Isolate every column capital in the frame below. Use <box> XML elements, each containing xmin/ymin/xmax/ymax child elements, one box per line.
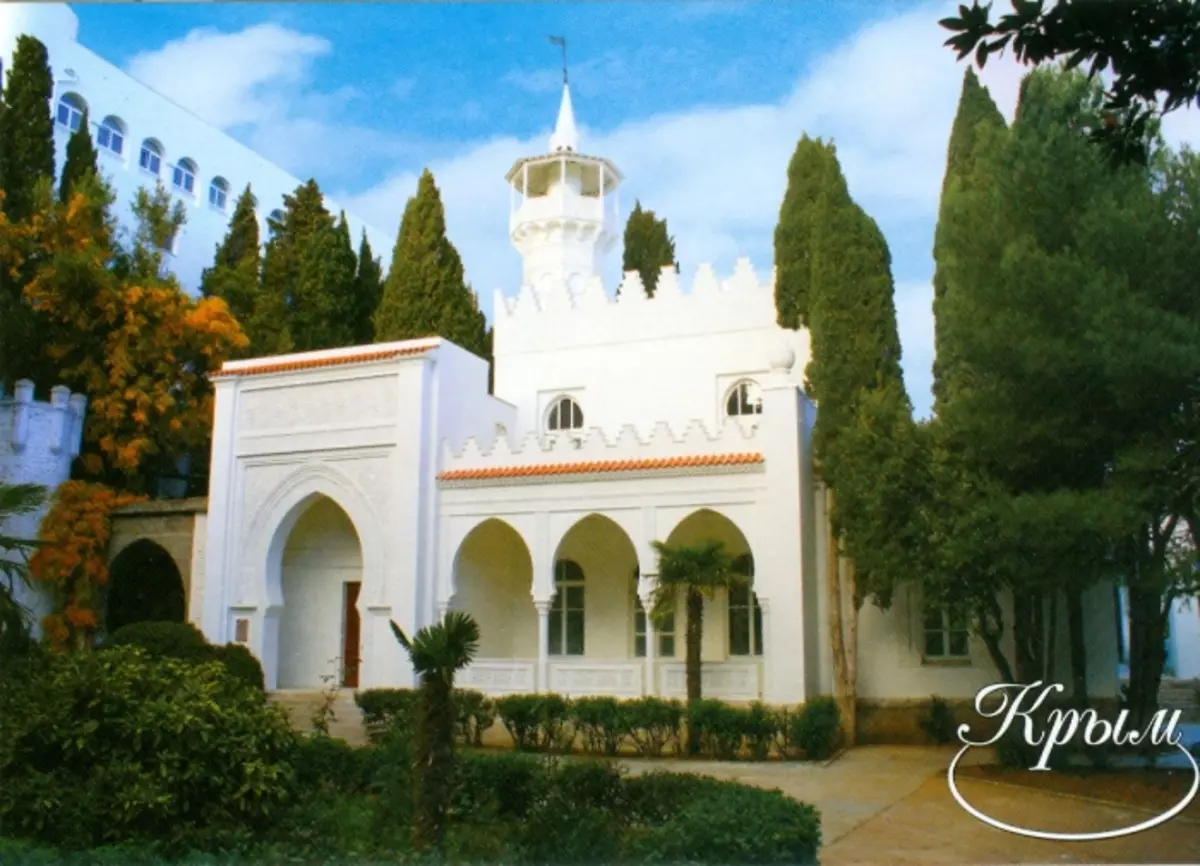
<box><xmin>533</xmin><ymin>597</ymin><xmax>553</xmax><ymax>614</ymax></box>
<box><xmin>637</xmin><ymin>572</ymin><xmax>659</xmax><ymax>605</ymax></box>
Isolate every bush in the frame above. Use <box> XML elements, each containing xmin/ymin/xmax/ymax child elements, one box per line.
<box><xmin>920</xmin><ymin>695</ymin><xmax>957</xmax><ymax>745</ymax></box>
<box><xmin>293</xmin><ymin>734</ymin><xmax>372</xmax><ymax>794</ymax></box>
<box><xmin>512</xmin><ymin>760</ymin><xmax>627</xmax><ymax>865</ymax></box>
<box><xmin>451</xmin><ymin>750</ymin><xmax>549</xmax><ymax>821</ymax></box>
<box><xmin>630</xmin><ymin>777</ymin><xmax>822</xmax><ymax>864</ymax></box>
<box><xmin>745</xmin><ymin>701</ymin><xmax>783</xmax><ymax>760</ymax></box>
<box><xmin>790</xmin><ymin>695</ymin><xmax>841</xmax><ymax>760</ymax></box>
<box><xmin>625</xmin><ymin>696</ymin><xmax>684</xmax><ymax>757</ymax></box>
<box><xmin>212</xmin><ymin>642</ymin><xmax>266</xmax><ymax>693</ymax></box>
<box><xmin>104</xmin><ymin>620</ymin><xmax>210</xmax><ymax>661</ymax></box>
<box><xmin>687</xmin><ymin>699</ymin><xmax>747</xmax><ymax>759</ymax></box>
<box><xmin>355</xmin><ymin>687</ymin><xmax>419</xmax><ymax>742</ymax></box>
<box><xmin>570</xmin><ymin>696</ymin><xmax>632</xmax><ymax>756</ymax></box>
<box><xmin>495</xmin><ymin>693</ymin><xmax>572</xmax><ymax>751</ymax></box>
<box><xmin>454</xmin><ymin>688</ymin><xmax>496</xmax><ymax>746</ymax></box>
<box><xmin>0</xmin><ymin>646</ymin><xmax>298</xmax><ymax>850</ymax></box>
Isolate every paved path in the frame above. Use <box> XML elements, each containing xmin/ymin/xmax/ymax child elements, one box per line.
<box><xmin>622</xmin><ymin>746</ymin><xmax>1200</xmax><ymax>864</ymax></box>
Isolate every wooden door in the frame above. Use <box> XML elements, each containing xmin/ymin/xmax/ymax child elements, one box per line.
<box><xmin>342</xmin><ymin>581</ymin><xmax>362</xmax><ymax>688</ymax></box>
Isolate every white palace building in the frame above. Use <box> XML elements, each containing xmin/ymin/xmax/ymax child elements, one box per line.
<box><xmin>0</xmin><ymin>3</ymin><xmax>1123</xmax><ymax>715</ymax></box>
<box><xmin>195</xmin><ymin>86</ymin><xmax>1120</xmax><ymax>708</ymax></box>
<box><xmin>0</xmin><ymin>3</ymin><xmax>389</xmax><ymax>292</ymax></box>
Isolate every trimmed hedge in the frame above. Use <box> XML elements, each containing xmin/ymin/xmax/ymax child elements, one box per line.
<box><xmin>104</xmin><ymin>621</ymin><xmax>266</xmax><ymax>694</ymax></box>
<box><xmin>359</xmin><ymin>686</ymin><xmax>841</xmax><ymax>761</ymax></box>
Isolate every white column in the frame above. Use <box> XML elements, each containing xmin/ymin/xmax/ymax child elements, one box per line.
<box><xmin>536</xmin><ymin>599</ymin><xmax>551</xmax><ymax>693</ymax></box>
<box><xmin>522</xmin><ymin>162</ymin><xmax>529</xmax><ymax>198</ymax></box>
<box><xmin>757</xmin><ymin>596</ymin><xmax>771</xmax><ymax>702</ymax></box>
<box><xmin>638</xmin><ymin>573</ymin><xmax>659</xmax><ymax>697</ymax></box>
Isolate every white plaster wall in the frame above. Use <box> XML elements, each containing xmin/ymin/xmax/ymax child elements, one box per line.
<box><xmin>554</xmin><ymin>514</ymin><xmax>639</xmax><ymax>660</ymax></box>
<box><xmin>187</xmin><ymin>512</ymin><xmax>207</xmax><ymax>628</ymax></box>
<box><xmin>453</xmin><ymin>519</ymin><xmax>536</xmax><ymax>658</ymax></box>
<box><xmin>1170</xmin><ymin>594</ymin><xmax>1200</xmax><ymax>679</ymax></box>
<box><xmin>276</xmin><ymin>497</ymin><xmax>362</xmax><ymax>688</ymax></box>
<box><xmin>0</xmin><ymin>3</ymin><xmax>389</xmax><ymax>294</ymax></box>
<box><xmin>492</xmin><ymin>265</ymin><xmax>810</xmax><ymax>441</ymax></box>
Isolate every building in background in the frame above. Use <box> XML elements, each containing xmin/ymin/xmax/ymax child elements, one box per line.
<box><xmin>0</xmin><ymin>2</ymin><xmax>390</xmax><ymax>292</ymax></box>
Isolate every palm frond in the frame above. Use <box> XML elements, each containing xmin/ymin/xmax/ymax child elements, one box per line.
<box><xmin>651</xmin><ymin>539</ymin><xmax>738</xmax><ymax>596</ymax></box>
<box><xmin>0</xmin><ymin>483</ymin><xmax>45</xmax><ymax>521</ymax></box>
<box><xmin>390</xmin><ymin>611</ymin><xmax>481</xmax><ymax>676</ymax></box>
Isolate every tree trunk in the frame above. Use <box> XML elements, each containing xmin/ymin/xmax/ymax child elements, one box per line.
<box><xmin>975</xmin><ymin>595</ymin><xmax>1015</xmax><ymax>682</ymax></box>
<box><xmin>1126</xmin><ymin>584</ymin><xmax>1168</xmax><ymax>728</ymax></box>
<box><xmin>826</xmin><ymin>487</ymin><xmax>856</xmax><ymax>747</ymax></box>
<box><xmin>413</xmin><ymin>671</ymin><xmax>455</xmax><ymax>853</ymax></box>
<box><xmin>1012</xmin><ymin>590</ymin><xmax>1046</xmax><ymax>684</ymax></box>
<box><xmin>685</xmin><ymin>586</ymin><xmax>704</xmax><ymax>756</ymax></box>
<box><xmin>1067</xmin><ymin>587</ymin><xmax>1088</xmax><ymax>708</ymax></box>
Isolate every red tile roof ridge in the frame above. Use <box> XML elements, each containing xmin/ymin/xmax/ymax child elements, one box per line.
<box><xmin>438</xmin><ymin>452</ymin><xmax>763</xmax><ymax>481</ymax></box>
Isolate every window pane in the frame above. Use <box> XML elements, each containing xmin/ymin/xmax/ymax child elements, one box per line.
<box><xmin>729</xmin><ymin>609</ymin><xmax>750</xmax><ymax>656</ymax></box>
<box><xmin>948</xmin><ymin>607</ymin><xmax>969</xmax><ymax>632</ymax></box>
<box><xmin>566</xmin><ymin>585</ymin><xmax>584</xmax><ymax>609</ymax></box>
<box><xmin>566</xmin><ymin>610</ymin><xmax>584</xmax><ymax>655</ymax></box>
<box><xmin>185</xmin><ymin>175</ymin><xmax>194</xmax><ymax>193</ymax></box>
<box><xmin>660</xmin><ymin>611</ymin><xmax>675</xmax><ymax>636</ymax></box>
<box><xmin>726</xmin><ymin>391</ymin><xmax>739</xmax><ymax>416</ymax></box>
<box><xmin>729</xmin><ymin>583</ymin><xmax>749</xmax><ymax>607</ymax></box>
<box><xmin>753</xmin><ymin>600</ymin><xmax>764</xmax><ymax>656</ymax></box>
<box><xmin>634</xmin><ymin>634</ymin><xmax>646</xmax><ymax>658</ymax></box>
<box><xmin>112</xmin><ymin>134</ymin><xmax>123</xmax><ymax>154</ymax></box>
<box><xmin>57</xmin><ymin>103</ymin><xmax>69</xmax><ymax>125</ymax></box>
<box><xmin>634</xmin><ymin>606</ymin><xmax>646</xmax><ymax>635</ymax></box>
<box><xmin>922</xmin><ymin>605</ymin><xmax>943</xmax><ymax>631</ymax></box>
<box><xmin>98</xmin><ymin>127</ymin><xmax>109</xmax><ymax>147</ymax></box>
<box><xmin>548</xmin><ymin>609</ymin><xmax>563</xmax><ymax>655</ymax></box>
<box><xmin>924</xmin><ymin>630</ymin><xmax>944</xmax><ymax>658</ymax></box>
<box><xmin>659</xmin><ymin>634</ymin><xmax>675</xmax><ymax>658</ymax></box>
<box><xmin>571</xmin><ymin>401</ymin><xmax>583</xmax><ymax>428</ymax></box>
<box><xmin>948</xmin><ymin>630</ymin><xmax>970</xmax><ymax>657</ymax></box>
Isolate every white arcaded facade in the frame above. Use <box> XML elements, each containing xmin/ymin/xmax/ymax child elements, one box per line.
<box><xmin>0</xmin><ymin>3</ymin><xmax>389</xmax><ymax>293</ymax></box>
<box><xmin>195</xmin><ymin>86</ymin><xmax>1120</xmax><ymax>706</ymax></box>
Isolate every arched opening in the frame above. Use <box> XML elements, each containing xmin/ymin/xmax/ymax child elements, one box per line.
<box><xmin>551</xmin><ymin>513</ymin><xmax>638</xmax><ymax>660</ymax></box>
<box><xmin>173</xmin><ymin>157</ymin><xmax>197</xmax><ymax>194</ymax></box>
<box><xmin>209</xmin><ymin>177</ymin><xmax>230</xmax><ymax>211</ymax></box>
<box><xmin>139</xmin><ymin>138</ymin><xmax>163</xmax><ymax>176</ymax></box>
<box><xmin>56</xmin><ymin>92</ymin><xmax>86</xmax><ymax>131</ymax></box>
<box><xmin>451</xmin><ymin>518</ymin><xmax>534</xmax><ymax>659</ymax></box>
<box><xmin>664</xmin><ymin>508</ymin><xmax>758</xmax><ymax>660</ymax></box>
<box><xmin>725</xmin><ymin>379</ymin><xmax>763</xmax><ymax>417</ymax></box>
<box><xmin>546</xmin><ymin>396</ymin><xmax>584</xmax><ymax>433</ymax></box>
<box><xmin>105</xmin><ymin>539</ymin><xmax>185</xmax><ymax>634</ymax></box>
<box><xmin>275</xmin><ymin>495</ymin><xmax>364</xmax><ymax>689</ymax></box>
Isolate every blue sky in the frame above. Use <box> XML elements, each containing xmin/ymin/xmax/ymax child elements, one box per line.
<box><xmin>68</xmin><ymin>1</ymin><xmax>1200</xmax><ymax>417</ymax></box>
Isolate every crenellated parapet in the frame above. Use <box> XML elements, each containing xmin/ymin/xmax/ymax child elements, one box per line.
<box><xmin>0</xmin><ymin>379</ymin><xmax>88</xmax><ymax>489</ymax></box>
<box><xmin>440</xmin><ymin>415</ymin><xmax>764</xmax><ymax>480</ymax></box>
<box><xmin>495</xmin><ymin>258</ymin><xmax>776</xmax><ymax>319</ymax></box>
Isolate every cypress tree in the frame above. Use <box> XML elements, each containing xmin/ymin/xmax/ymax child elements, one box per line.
<box><xmin>288</xmin><ymin>213</ymin><xmax>356</xmax><ymax>352</ymax></box>
<box><xmin>621</xmin><ymin>200</ymin><xmax>677</xmax><ymax>297</ymax></box>
<box><xmin>375</xmin><ymin>169</ymin><xmax>488</xmax><ymax>359</ymax></box>
<box><xmin>931</xmin><ymin>69</ymin><xmax>1006</xmax><ymax>413</ymax></box>
<box><xmin>259</xmin><ymin>180</ymin><xmax>335</xmax><ymax>354</ymax></box>
<box><xmin>199</xmin><ymin>184</ymin><xmax>261</xmax><ymax>357</ymax></box>
<box><xmin>773</xmin><ymin>135</ymin><xmax>915</xmax><ymax>744</ymax></box>
<box><xmin>59</xmin><ymin>109</ymin><xmax>99</xmax><ymax>204</ymax></box>
<box><xmin>0</xmin><ymin>34</ymin><xmax>55</xmax><ymax>223</ymax></box>
<box><xmin>350</xmin><ymin>230</ymin><xmax>383</xmax><ymax>345</ymax></box>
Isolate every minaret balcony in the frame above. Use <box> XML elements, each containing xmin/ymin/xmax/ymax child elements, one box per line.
<box><xmin>511</xmin><ymin>189</ymin><xmax>609</xmax><ymax>230</ymax></box>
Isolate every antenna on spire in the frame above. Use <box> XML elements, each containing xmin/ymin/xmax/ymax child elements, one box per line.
<box><xmin>549</xmin><ymin>35</ymin><xmax>568</xmax><ymax>85</ymax></box>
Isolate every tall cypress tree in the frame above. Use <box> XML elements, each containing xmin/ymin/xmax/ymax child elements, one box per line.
<box><xmin>931</xmin><ymin>69</ymin><xmax>1006</xmax><ymax>413</ymax></box>
<box><xmin>773</xmin><ymin>136</ymin><xmax>915</xmax><ymax>744</ymax></box>
<box><xmin>0</xmin><ymin>35</ymin><xmax>55</xmax><ymax>223</ymax></box>
<box><xmin>350</xmin><ymin>230</ymin><xmax>383</xmax><ymax>345</ymax></box>
<box><xmin>621</xmin><ymin>200</ymin><xmax>677</xmax><ymax>297</ymax></box>
<box><xmin>375</xmin><ymin>169</ymin><xmax>488</xmax><ymax>360</ymax></box>
<box><xmin>59</xmin><ymin>109</ymin><xmax>99</xmax><ymax>204</ymax></box>
<box><xmin>200</xmin><ymin>184</ymin><xmax>262</xmax><ymax>358</ymax></box>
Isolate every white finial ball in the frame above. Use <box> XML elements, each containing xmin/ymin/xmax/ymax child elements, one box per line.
<box><xmin>769</xmin><ymin>343</ymin><xmax>796</xmax><ymax>374</ymax></box>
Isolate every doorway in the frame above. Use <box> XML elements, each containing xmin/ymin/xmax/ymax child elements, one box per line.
<box><xmin>342</xmin><ymin>581</ymin><xmax>362</xmax><ymax>688</ymax></box>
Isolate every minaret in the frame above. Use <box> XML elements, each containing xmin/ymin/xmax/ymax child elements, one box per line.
<box><xmin>505</xmin><ymin>84</ymin><xmax>623</xmax><ymax>307</ymax></box>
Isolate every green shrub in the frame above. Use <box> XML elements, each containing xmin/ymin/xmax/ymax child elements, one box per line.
<box><xmin>622</xmin><ymin>771</ymin><xmax>735</xmax><ymax>825</ymax></box>
<box><xmin>631</xmin><ymin>779</ymin><xmax>822</xmax><ymax>864</ymax></box>
<box><xmin>293</xmin><ymin>734</ymin><xmax>372</xmax><ymax>794</ymax></box>
<box><xmin>104</xmin><ymin>620</ymin><xmax>210</xmax><ymax>661</ymax></box>
<box><xmin>569</xmin><ymin>696</ymin><xmax>632</xmax><ymax>756</ymax></box>
<box><xmin>355</xmin><ymin>687</ymin><xmax>419</xmax><ymax>742</ymax></box>
<box><xmin>451</xmin><ymin>750</ymin><xmax>549</xmax><ymax>821</ymax></box>
<box><xmin>0</xmin><ymin>646</ymin><xmax>298</xmax><ymax>851</ymax></box>
<box><xmin>688</xmin><ymin>699</ymin><xmax>747</xmax><ymax>759</ymax></box>
<box><xmin>212</xmin><ymin>642</ymin><xmax>266</xmax><ymax>693</ymax></box>
<box><xmin>920</xmin><ymin>695</ymin><xmax>957</xmax><ymax>745</ymax></box>
<box><xmin>495</xmin><ymin>693</ymin><xmax>572</xmax><ymax>751</ymax></box>
<box><xmin>745</xmin><ymin>701</ymin><xmax>782</xmax><ymax>760</ymax></box>
<box><xmin>454</xmin><ymin>688</ymin><xmax>496</xmax><ymax>746</ymax></box>
<box><xmin>790</xmin><ymin>695</ymin><xmax>841</xmax><ymax>760</ymax></box>
<box><xmin>513</xmin><ymin>760</ymin><xmax>627</xmax><ymax>865</ymax></box>
<box><xmin>625</xmin><ymin>696</ymin><xmax>684</xmax><ymax>757</ymax></box>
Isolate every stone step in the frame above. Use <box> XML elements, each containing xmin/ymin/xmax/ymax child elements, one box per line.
<box><xmin>268</xmin><ymin>689</ymin><xmax>368</xmax><ymax>746</ymax></box>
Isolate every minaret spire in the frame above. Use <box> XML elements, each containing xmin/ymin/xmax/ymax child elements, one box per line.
<box><xmin>549</xmin><ymin>83</ymin><xmax>579</xmax><ymax>153</ymax></box>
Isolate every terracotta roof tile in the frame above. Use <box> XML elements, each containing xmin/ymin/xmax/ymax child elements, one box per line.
<box><xmin>439</xmin><ymin>452</ymin><xmax>763</xmax><ymax>481</ymax></box>
<box><xmin>211</xmin><ymin>346</ymin><xmax>428</xmax><ymax>379</ymax></box>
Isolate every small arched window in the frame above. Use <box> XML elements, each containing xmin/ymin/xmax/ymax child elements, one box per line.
<box><xmin>56</xmin><ymin>93</ymin><xmax>86</xmax><ymax>131</ymax></box>
<box><xmin>172</xmin><ymin>158</ymin><xmax>197</xmax><ymax>194</ymax></box>
<box><xmin>547</xmin><ymin>396</ymin><xmax>584</xmax><ymax>432</ymax></box>
<box><xmin>209</xmin><ymin>177</ymin><xmax>230</xmax><ymax>211</ymax></box>
<box><xmin>549</xmin><ymin>559</ymin><xmax>585</xmax><ymax>656</ymax></box>
<box><xmin>97</xmin><ymin>116</ymin><xmax>125</xmax><ymax>155</ymax></box>
<box><xmin>139</xmin><ymin>139</ymin><xmax>163</xmax><ymax>176</ymax></box>
<box><xmin>725</xmin><ymin>379</ymin><xmax>763</xmax><ymax>417</ymax></box>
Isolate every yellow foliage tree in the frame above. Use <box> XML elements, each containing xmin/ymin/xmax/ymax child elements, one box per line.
<box><xmin>29</xmin><ymin>481</ymin><xmax>144</xmax><ymax>651</ymax></box>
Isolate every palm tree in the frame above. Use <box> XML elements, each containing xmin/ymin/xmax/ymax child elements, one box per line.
<box><xmin>0</xmin><ymin>482</ymin><xmax>46</xmax><ymax>653</ymax></box>
<box><xmin>389</xmin><ymin>610</ymin><xmax>480</xmax><ymax>853</ymax></box>
<box><xmin>649</xmin><ymin>539</ymin><xmax>740</xmax><ymax>755</ymax></box>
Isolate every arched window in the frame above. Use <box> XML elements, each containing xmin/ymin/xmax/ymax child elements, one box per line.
<box><xmin>728</xmin><ymin>553</ymin><xmax>763</xmax><ymax>656</ymax></box>
<box><xmin>633</xmin><ymin>566</ymin><xmax>675</xmax><ymax>658</ymax></box>
<box><xmin>56</xmin><ymin>93</ymin><xmax>86</xmax><ymax>131</ymax></box>
<box><xmin>209</xmin><ymin>177</ymin><xmax>230</xmax><ymax>211</ymax></box>
<box><xmin>97</xmin><ymin>116</ymin><xmax>125</xmax><ymax>155</ymax></box>
<box><xmin>546</xmin><ymin>396</ymin><xmax>584</xmax><ymax>432</ymax></box>
<box><xmin>139</xmin><ymin>138</ymin><xmax>163</xmax><ymax>176</ymax></box>
<box><xmin>172</xmin><ymin>157</ymin><xmax>197</xmax><ymax>194</ymax></box>
<box><xmin>725</xmin><ymin>379</ymin><xmax>763</xmax><ymax>417</ymax></box>
<box><xmin>548</xmin><ymin>559</ymin><xmax>584</xmax><ymax>656</ymax></box>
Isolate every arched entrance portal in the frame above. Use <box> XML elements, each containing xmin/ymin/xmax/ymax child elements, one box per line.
<box><xmin>276</xmin><ymin>496</ymin><xmax>364</xmax><ymax>689</ymax></box>
<box><xmin>452</xmin><ymin>518</ymin><xmax>534</xmax><ymax>659</ymax></box>
<box><xmin>106</xmin><ymin>539</ymin><xmax>186</xmax><ymax>633</ymax></box>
